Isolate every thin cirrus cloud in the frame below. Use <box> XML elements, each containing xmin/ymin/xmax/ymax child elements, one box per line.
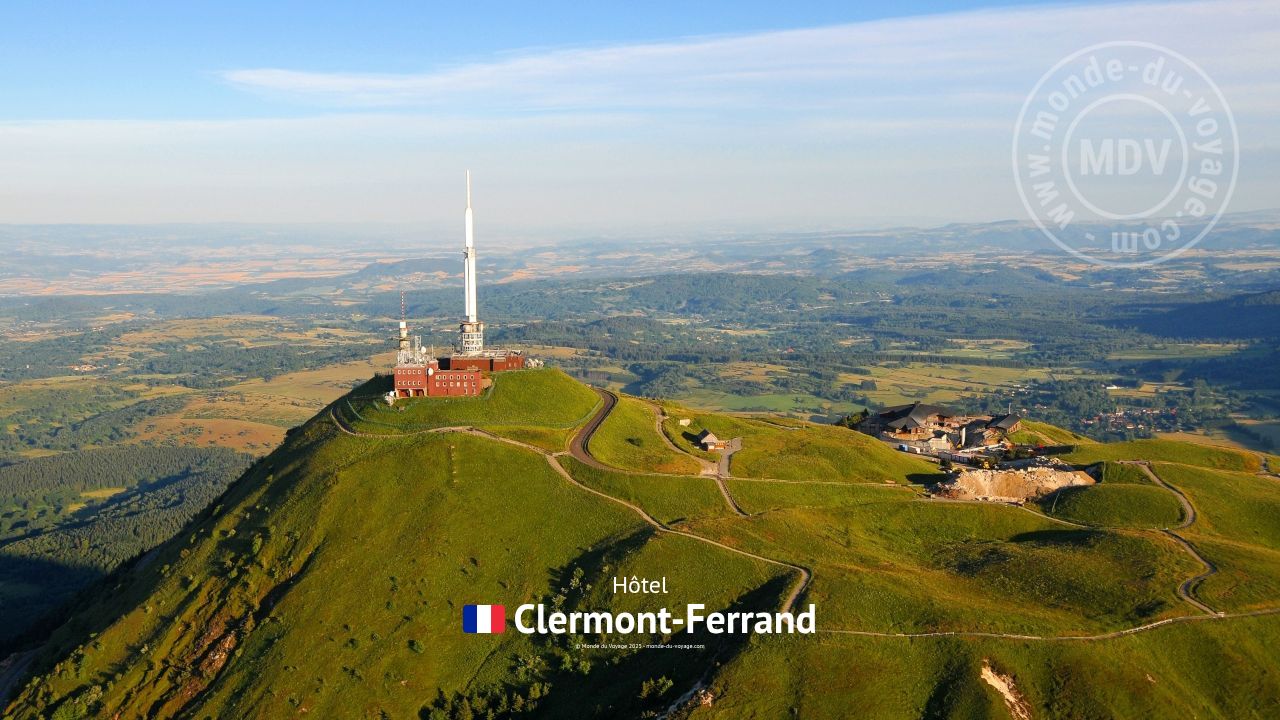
<box><xmin>218</xmin><ymin>0</ymin><xmax>1278</xmax><ymax>116</ymax></box>
<box><xmin>0</xmin><ymin>0</ymin><xmax>1276</xmax><ymax>227</ymax></box>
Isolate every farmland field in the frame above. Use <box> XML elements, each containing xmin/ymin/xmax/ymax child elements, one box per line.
<box><xmin>845</xmin><ymin>362</ymin><xmax>1096</xmax><ymax>407</ymax></box>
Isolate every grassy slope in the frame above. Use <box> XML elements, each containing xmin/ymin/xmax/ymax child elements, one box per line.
<box><xmin>588</xmin><ymin>396</ymin><xmax>701</xmax><ymax>475</ymax></box>
<box><xmin>698</xmin><ymin>617</ymin><xmax>1280</xmax><ymax>720</ymax></box>
<box><xmin>5</xmin><ymin>385</ymin><xmax>778</xmax><ymax>719</ymax></box>
<box><xmin>683</xmin><ymin>486</ymin><xmax>1197</xmax><ymax>635</ymax></box>
<box><xmin>346</xmin><ymin>368</ymin><xmax>600</xmax><ymax>433</ymax></box>
<box><xmin>480</xmin><ymin>424</ymin><xmax>575</xmax><ymax>453</ymax></box>
<box><xmin>1064</xmin><ymin>439</ymin><xmax>1260</xmax><ymax>473</ymax></box>
<box><xmin>1013</xmin><ymin>420</ymin><xmax>1094</xmax><ymax>445</ymax></box>
<box><xmin>1101</xmin><ymin>461</ymin><xmax>1155</xmax><ymax>484</ymax></box>
<box><xmin>8</xmin><ymin>371</ymin><xmax>1280</xmax><ymax>719</ymax></box>
<box><xmin>1153</xmin><ymin>465</ymin><xmax>1280</xmax><ymax>550</ymax></box>
<box><xmin>561</xmin><ymin>456</ymin><xmax>729</xmax><ymax>525</ymax></box>
<box><xmin>662</xmin><ymin>408</ymin><xmax>939</xmax><ymax>483</ymax></box>
<box><xmin>1154</xmin><ymin>463</ymin><xmax>1280</xmax><ymax>611</ymax></box>
<box><xmin>725</xmin><ymin>480</ymin><xmax>920</xmax><ymax>515</ymax></box>
<box><xmin>1039</xmin><ymin>484</ymin><xmax>1186</xmax><ymax>529</ymax></box>
<box><xmin>708</xmin><ymin>424</ymin><xmax>1280</xmax><ymax>720</ymax></box>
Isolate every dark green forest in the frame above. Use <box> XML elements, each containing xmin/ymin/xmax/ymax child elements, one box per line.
<box><xmin>0</xmin><ymin>447</ymin><xmax>250</xmax><ymax>652</ymax></box>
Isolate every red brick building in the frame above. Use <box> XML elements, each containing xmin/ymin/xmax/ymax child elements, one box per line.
<box><xmin>393</xmin><ymin>360</ymin><xmax>482</xmax><ymax>398</ymax></box>
<box><xmin>441</xmin><ymin>351</ymin><xmax>526</xmax><ymax>372</ymax></box>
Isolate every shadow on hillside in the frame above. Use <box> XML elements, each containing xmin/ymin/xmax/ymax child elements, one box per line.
<box><xmin>422</xmin><ymin>529</ymin><xmax>796</xmax><ymax>719</ymax></box>
<box><xmin>0</xmin><ymin>554</ymin><xmax>102</xmax><ymax>655</ymax></box>
<box><xmin>0</xmin><ymin>452</ymin><xmax>275</xmax><ymax>707</ymax></box>
<box><xmin>548</xmin><ymin>528</ymin><xmax>655</xmax><ymax>603</ymax></box>
<box><xmin>921</xmin><ymin>652</ymin><xmax>998</xmax><ymax>719</ymax></box>
<box><xmin>907</xmin><ymin>471</ymin><xmax>948</xmax><ymax>487</ymax></box>
<box><xmin>0</xmin><ymin>462</ymin><xmax>246</xmax><ymax>658</ymax></box>
<box><xmin>533</xmin><ymin>574</ymin><xmax>795</xmax><ymax>718</ymax></box>
<box><xmin>1008</xmin><ymin>528</ymin><xmax>1103</xmax><ymax>546</ymax></box>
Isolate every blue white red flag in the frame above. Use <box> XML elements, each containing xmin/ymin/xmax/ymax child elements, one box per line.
<box><xmin>462</xmin><ymin>604</ymin><xmax>505</xmax><ymax>634</ymax></box>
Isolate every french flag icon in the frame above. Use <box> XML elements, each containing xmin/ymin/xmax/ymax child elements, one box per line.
<box><xmin>462</xmin><ymin>604</ymin><xmax>506</xmax><ymax>634</ymax></box>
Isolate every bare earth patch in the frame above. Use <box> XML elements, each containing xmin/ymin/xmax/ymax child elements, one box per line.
<box><xmin>935</xmin><ymin>459</ymin><xmax>1094</xmax><ymax>504</ymax></box>
<box><xmin>980</xmin><ymin>659</ymin><xmax>1032</xmax><ymax>720</ymax></box>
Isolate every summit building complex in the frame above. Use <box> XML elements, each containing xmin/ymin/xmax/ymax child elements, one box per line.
<box><xmin>392</xmin><ymin>173</ymin><xmax>528</xmax><ymax>400</ymax></box>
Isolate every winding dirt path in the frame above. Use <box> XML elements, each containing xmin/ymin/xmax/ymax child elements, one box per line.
<box><xmin>330</xmin><ymin>398</ymin><xmax>1280</xmax><ymax>639</ymax></box>
<box><xmin>1256</xmin><ymin>453</ymin><xmax>1277</xmax><ymax>479</ymax></box>
<box><xmin>329</xmin><ymin>397</ymin><xmax>812</xmax><ymax>613</ymax></box>
<box><xmin>825</xmin><ymin>607</ymin><xmax>1280</xmax><ymax>642</ymax></box>
<box><xmin>1119</xmin><ymin>461</ymin><xmax>1221</xmax><ymax>615</ymax></box>
<box><xmin>1122</xmin><ymin>461</ymin><xmax>1197</xmax><ymax>528</ymax></box>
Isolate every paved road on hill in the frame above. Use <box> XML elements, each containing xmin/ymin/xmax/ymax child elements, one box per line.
<box><xmin>644</xmin><ymin>400</ymin><xmax>746</xmax><ymax>515</ymax></box>
<box><xmin>563</xmin><ymin>389</ymin><xmax>807</xmax><ymax>609</ymax></box>
<box><xmin>329</xmin><ymin>398</ymin><xmax>1280</xmax><ymax>639</ymax></box>
<box><xmin>717</xmin><ymin>437</ymin><xmax>741</xmax><ymax>477</ymax></box>
<box><xmin>568</xmin><ymin>388</ymin><xmax>617</xmax><ymax>470</ymax></box>
<box><xmin>328</xmin><ymin>397</ymin><xmax>813</xmax><ymax>613</ymax></box>
<box><xmin>585</xmin><ymin>393</ymin><xmax>747</xmax><ymax>516</ymax></box>
<box><xmin>715</xmin><ymin>438</ymin><xmax>749</xmax><ymax>517</ymax></box>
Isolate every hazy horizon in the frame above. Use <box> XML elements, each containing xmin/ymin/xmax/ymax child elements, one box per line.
<box><xmin>2</xmin><ymin>0</ymin><xmax>1277</xmax><ymax>234</ymax></box>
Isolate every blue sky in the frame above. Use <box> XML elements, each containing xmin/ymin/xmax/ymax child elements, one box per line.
<box><xmin>1</xmin><ymin>0</ymin><xmax>1275</xmax><ymax>234</ymax></box>
<box><xmin>2</xmin><ymin>0</ymin><xmax>1073</xmax><ymax>120</ymax></box>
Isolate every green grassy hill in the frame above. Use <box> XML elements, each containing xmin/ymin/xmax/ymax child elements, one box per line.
<box><xmin>588</xmin><ymin>396</ymin><xmax>702</xmax><ymax>475</ymax></box>
<box><xmin>1009</xmin><ymin>420</ymin><xmax>1094</xmax><ymax>446</ymax></box>
<box><xmin>1038</xmin><ymin>484</ymin><xmax>1186</xmax><ymax>528</ymax></box>
<box><xmin>661</xmin><ymin>405</ymin><xmax>939</xmax><ymax>483</ymax></box>
<box><xmin>343</xmin><ymin>368</ymin><xmax>600</xmax><ymax>451</ymax></box>
<box><xmin>5</xmin><ymin>371</ymin><xmax>1280</xmax><ymax>719</ymax></box>
<box><xmin>1063</xmin><ymin>438</ymin><xmax>1261</xmax><ymax>472</ymax></box>
<box><xmin>4</xmin><ymin>372</ymin><xmax>783</xmax><ymax>719</ymax></box>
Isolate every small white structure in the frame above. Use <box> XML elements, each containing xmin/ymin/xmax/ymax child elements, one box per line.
<box><xmin>697</xmin><ymin>430</ymin><xmax>727</xmax><ymax>451</ymax></box>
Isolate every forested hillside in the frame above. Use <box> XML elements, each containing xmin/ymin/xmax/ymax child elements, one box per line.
<box><xmin>0</xmin><ymin>447</ymin><xmax>250</xmax><ymax>651</ymax></box>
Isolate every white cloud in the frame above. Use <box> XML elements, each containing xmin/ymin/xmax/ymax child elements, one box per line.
<box><xmin>1</xmin><ymin>0</ymin><xmax>1277</xmax><ymax>228</ymax></box>
<box><xmin>220</xmin><ymin>0</ymin><xmax>1279</xmax><ymax>115</ymax></box>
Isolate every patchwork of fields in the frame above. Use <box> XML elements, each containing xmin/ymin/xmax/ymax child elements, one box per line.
<box><xmin>5</xmin><ymin>369</ymin><xmax>1280</xmax><ymax>718</ymax></box>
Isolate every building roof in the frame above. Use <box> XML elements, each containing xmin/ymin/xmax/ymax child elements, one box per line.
<box><xmin>877</xmin><ymin>402</ymin><xmax>960</xmax><ymax>430</ymax></box>
<box><xmin>988</xmin><ymin>414</ymin><xmax>1022</xmax><ymax>430</ymax></box>
<box><xmin>695</xmin><ymin>430</ymin><xmax>720</xmax><ymax>444</ymax></box>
